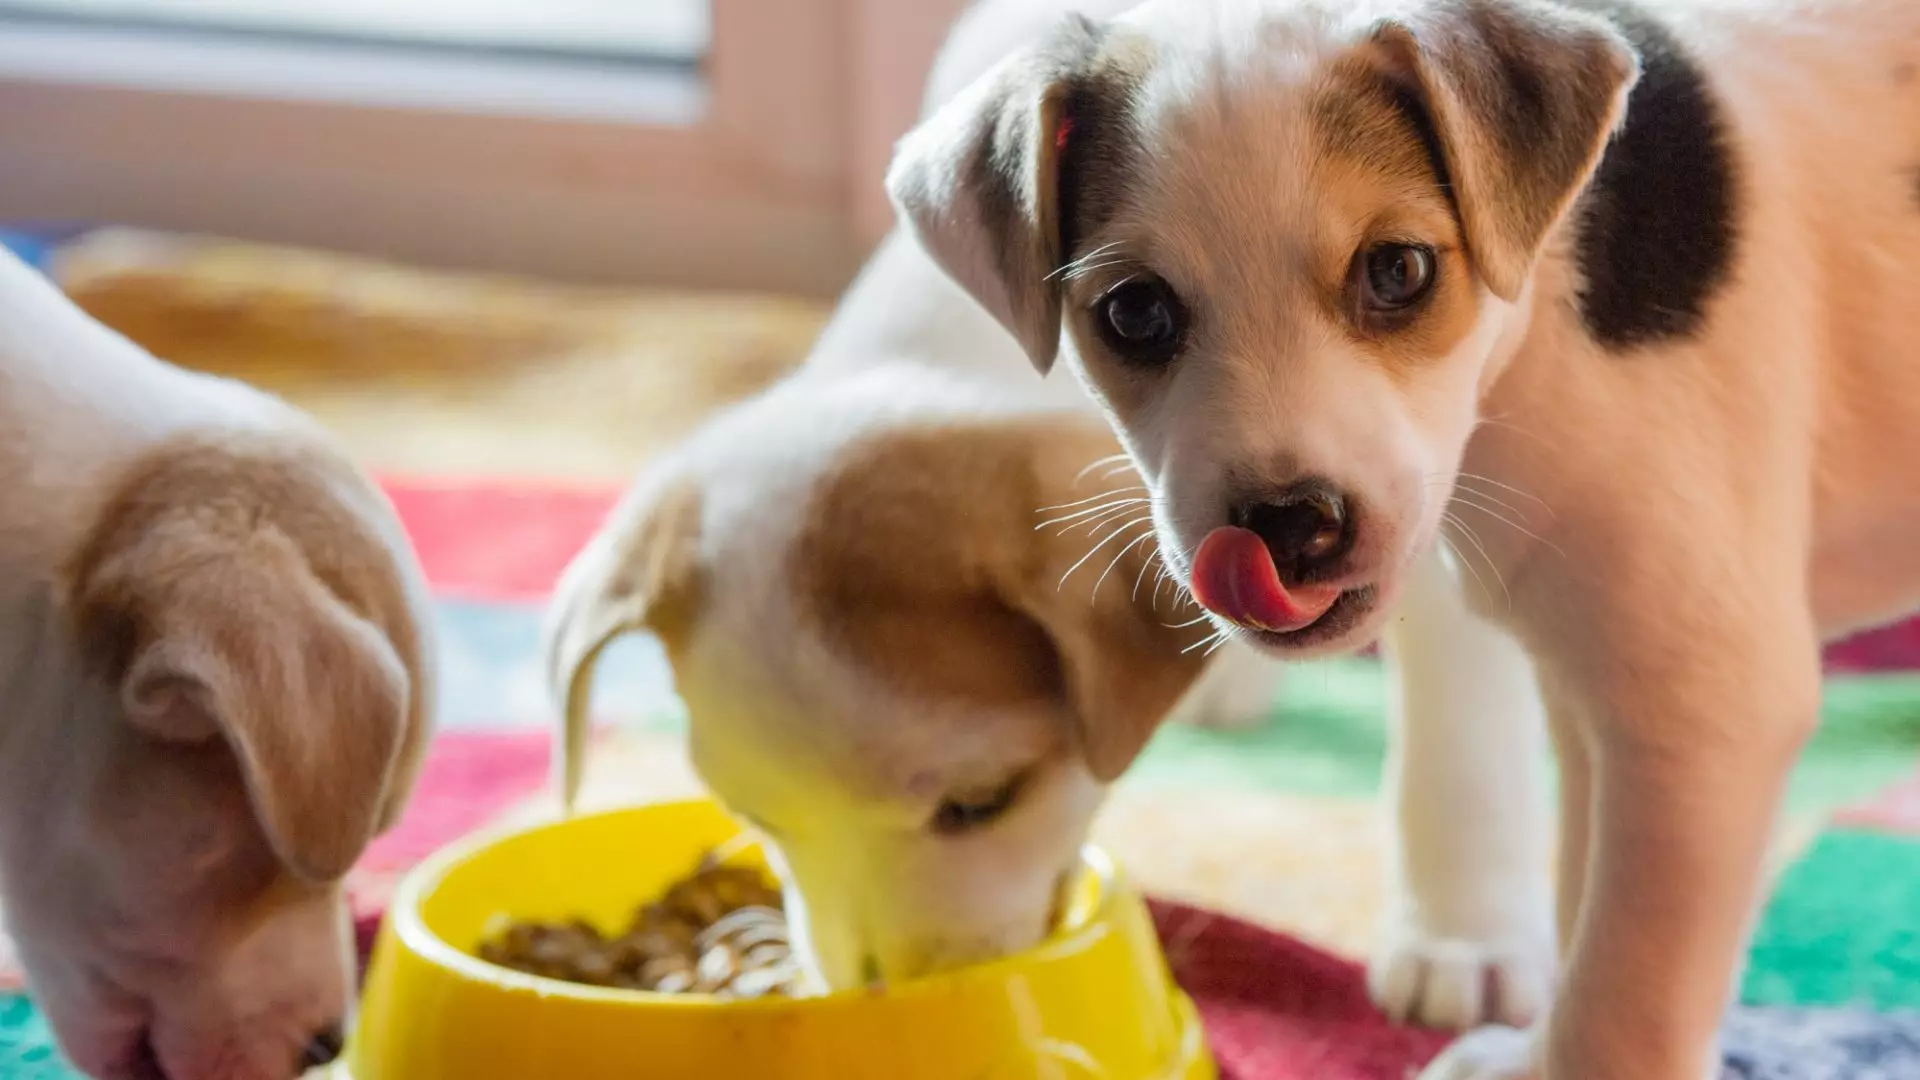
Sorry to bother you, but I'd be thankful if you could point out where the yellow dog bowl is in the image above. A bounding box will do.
[346,799,1213,1080]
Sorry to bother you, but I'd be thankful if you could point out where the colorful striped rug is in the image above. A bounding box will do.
[2,478,1918,1077]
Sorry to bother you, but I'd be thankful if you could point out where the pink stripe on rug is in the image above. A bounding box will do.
[379,478,619,604]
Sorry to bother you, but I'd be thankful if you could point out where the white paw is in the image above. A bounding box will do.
[1418,1024,1538,1080]
[1368,921,1554,1030]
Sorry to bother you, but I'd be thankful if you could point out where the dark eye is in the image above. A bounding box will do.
[930,775,1024,836]
[1095,276,1187,364]
[1358,243,1437,311]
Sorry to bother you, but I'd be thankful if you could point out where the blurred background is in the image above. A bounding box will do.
[0,0,976,480]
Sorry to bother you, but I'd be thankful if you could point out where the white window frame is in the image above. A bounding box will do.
[0,0,970,296]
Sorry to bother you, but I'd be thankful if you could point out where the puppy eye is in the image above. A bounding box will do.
[1095,276,1187,364]
[930,774,1025,837]
[1357,243,1437,312]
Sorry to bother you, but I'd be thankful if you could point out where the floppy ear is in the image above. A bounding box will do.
[68,522,410,884]
[543,482,704,814]
[1020,581,1208,783]
[1370,0,1639,299]
[886,14,1109,374]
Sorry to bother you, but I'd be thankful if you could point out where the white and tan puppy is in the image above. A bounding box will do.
[549,0,1553,1033]
[892,0,1920,1076]
[0,249,435,1080]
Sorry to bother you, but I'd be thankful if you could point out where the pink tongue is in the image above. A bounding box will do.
[1190,526,1342,633]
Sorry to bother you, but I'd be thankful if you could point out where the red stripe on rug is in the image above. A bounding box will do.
[356,730,553,875]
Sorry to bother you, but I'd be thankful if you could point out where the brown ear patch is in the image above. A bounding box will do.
[791,417,1208,781]
[1363,0,1637,300]
[63,431,424,704]
[889,14,1151,371]
[62,430,429,881]
[1307,58,1483,376]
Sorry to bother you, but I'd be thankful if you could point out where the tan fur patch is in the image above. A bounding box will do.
[792,416,1208,780]
[62,429,430,876]
[1308,57,1481,376]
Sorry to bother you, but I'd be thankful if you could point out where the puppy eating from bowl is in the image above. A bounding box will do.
[889,0,1920,1076]
[548,0,1555,1032]
[0,248,436,1080]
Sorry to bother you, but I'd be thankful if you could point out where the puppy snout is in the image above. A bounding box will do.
[297,1023,345,1072]
[1231,479,1353,583]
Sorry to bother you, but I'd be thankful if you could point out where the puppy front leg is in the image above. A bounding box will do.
[1548,636,1814,1080]
[1371,547,1556,1031]
[1451,571,1814,1080]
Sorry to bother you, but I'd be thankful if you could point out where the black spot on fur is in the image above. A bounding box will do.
[1563,0,1739,350]
[1384,82,1457,208]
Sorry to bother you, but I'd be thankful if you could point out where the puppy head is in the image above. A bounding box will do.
[890,0,1636,653]
[548,398,1205,990]
[13,432,431,1080]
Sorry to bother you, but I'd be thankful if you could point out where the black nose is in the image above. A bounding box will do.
[298,1023,345,1071]
[1232,480,1353,583]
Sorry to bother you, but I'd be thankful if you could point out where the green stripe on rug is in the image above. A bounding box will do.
[1744,829,1920,1008]
[1126,660,1920,818]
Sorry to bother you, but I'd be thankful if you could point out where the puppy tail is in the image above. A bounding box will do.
[541,481,704,815]
[543,538,623,816]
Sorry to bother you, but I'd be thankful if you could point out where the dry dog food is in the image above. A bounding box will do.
[476,852,802,998]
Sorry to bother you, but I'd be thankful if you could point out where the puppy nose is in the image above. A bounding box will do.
[297,1023,345,1071]
[1232,481,1352,582]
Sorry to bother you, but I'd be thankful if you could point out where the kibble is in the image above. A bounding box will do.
[475,851,803,998]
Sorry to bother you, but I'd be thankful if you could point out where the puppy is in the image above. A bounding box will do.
[0,249,435,1080]
[891,0,1920,1076]
[549,0,1553,1031]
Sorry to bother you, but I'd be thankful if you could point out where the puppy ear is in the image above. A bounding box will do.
[1371,0,1639,299]
[543,482,704,814]
[887,14,1110,374]
[69,521,410,884]
[1023,584,1207,783]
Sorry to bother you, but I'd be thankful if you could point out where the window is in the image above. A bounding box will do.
[0,0,971,295]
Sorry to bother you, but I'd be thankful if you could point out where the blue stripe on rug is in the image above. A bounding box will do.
[430,598,678,733]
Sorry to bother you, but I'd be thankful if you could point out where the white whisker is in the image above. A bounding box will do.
[1093,530,1158,603]
[1088,513,1153,540]
[1181,630,1227,655]
[1453,470,1553,513]
[1441,481,1532,524]
[1449,493,1566,558]
[1132,541,1163,602]
[1058,518,1154,591]
[1072,453,1134,484]
[1441,512,1508,609]
[1038,485,1148,514]
[1046,241,1125,282]
[1035,497,1150,531]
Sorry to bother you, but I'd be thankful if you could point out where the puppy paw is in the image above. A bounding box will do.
[1418,1024,1539,1080]
[1368,920,1554,1031]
